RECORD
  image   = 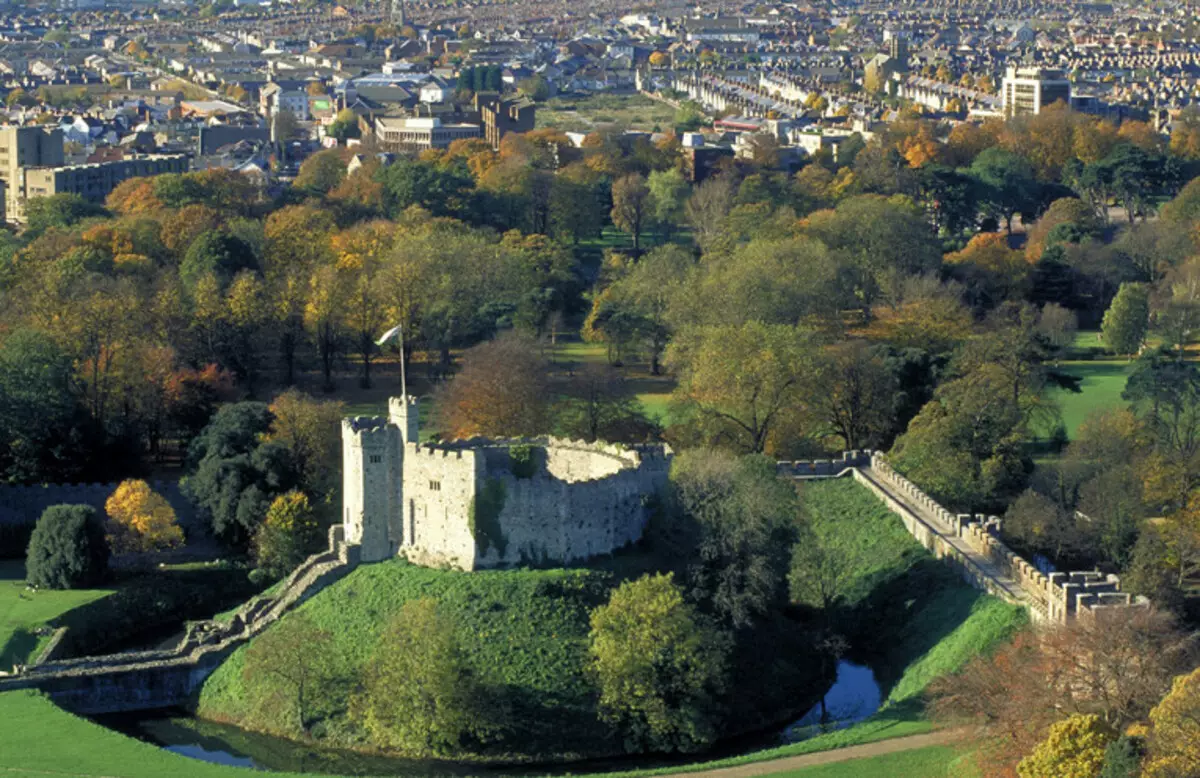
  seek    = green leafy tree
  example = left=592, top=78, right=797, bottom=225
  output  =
left=0, top=329, right=86, bottom=483
left=1102, top=283, right=1150, bottom=356
left=647, top=168, right=690, bottom=241
left=970, top=147, right=1041, bottom=234
left=1099, top=735, right=1146, bottom=778
left=1018, top=714, right=1116, bottom=778
left=23, top=194, right=106, bottom=239
left=668, top=451, right=799, bottom=626
left=295, top=149, right=347, bottom=194
left=589, top=573, right=729, bottom=753
left=242, top=612, right=338, bottom=734
left=353, top=599, right=485, bottom=755
left=180, top=231, right=258, bottom=292
left=26, top=505, right=109, bottom=590
left=183, top=402, right=300, bottom=546
left=611, top=173, right=651, bottom=254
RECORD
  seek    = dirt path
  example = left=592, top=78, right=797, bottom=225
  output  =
left=675, top=730, right=964, bottom=778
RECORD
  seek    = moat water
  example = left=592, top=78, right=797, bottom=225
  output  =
left=99, top=661, right=882, bottom=775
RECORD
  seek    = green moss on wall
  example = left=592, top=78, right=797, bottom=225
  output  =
left=509, top=445, right=536, bottom=479
left=469, top=478, right=508, bottom=557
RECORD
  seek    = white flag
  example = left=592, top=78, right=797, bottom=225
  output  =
left=376, top=324, right=403, bottom=347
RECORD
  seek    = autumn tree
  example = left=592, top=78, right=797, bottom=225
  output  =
left=611, top=173, right=651, bottom=254
left=435, top=332, right=552, bottom=438
left=1143, top=667, right=1200, bottom=778
left=265, top=389, right=344, bottom=500
left=1017, top=714, right=1115, bottom=778
left=252, top=490, right=321, bottom=579
left=589, top=573, right=729, bottom=753
left=333, top=221, right=394, bottom=387
left=809, top=340, right=900, bottom=450
left=558, top=363, right=654, bottom=443
left=666, top=322, right=820, bottom=455
left=294, top=148, right=347, bottom=194
left=104, top=479, right=185, bottom=554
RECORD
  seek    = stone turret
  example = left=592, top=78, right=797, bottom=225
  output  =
left=342, top=414, right=402, bottom=562
left=388, top=394, right=420, bottom=444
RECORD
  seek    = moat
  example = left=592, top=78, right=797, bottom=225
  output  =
left=99, top=660, right=882, bottom=776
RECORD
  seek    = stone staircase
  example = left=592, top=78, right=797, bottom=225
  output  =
left=0, top=527, right=362, bottom=714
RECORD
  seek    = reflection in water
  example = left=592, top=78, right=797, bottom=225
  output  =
left=781, top=661, right=882, bottom=743
left=102, top=660, right=884, bottom=775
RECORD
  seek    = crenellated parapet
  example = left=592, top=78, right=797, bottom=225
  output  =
left=783, top=450, right=1151, bottom=627
left=342, top=397, right=673, bottom=572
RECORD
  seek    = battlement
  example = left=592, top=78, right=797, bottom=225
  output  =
left=777, top=450, right=873, bottom=478
left=343, top=416, right=390, bottom=434
left=343, top=399, right=672, bottom=571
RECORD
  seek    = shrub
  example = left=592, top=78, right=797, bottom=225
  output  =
left=26, top=505, right=109, bottom=589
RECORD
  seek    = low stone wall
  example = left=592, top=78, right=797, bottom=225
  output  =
left=777, top=451, right=872, bottom=479
left=0, top=527, right=360, bottom=714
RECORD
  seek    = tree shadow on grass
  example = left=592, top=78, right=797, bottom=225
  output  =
left=0, top=627, right=39, bottom=669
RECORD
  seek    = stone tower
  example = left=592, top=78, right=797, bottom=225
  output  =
left=341, top=395, right=419, bottom=562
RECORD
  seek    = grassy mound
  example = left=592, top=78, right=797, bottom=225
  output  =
left=199, top=561, right=616, bottom=759
left=0, top=561, right=113, bottom=669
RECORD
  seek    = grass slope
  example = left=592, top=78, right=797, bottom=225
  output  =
left=199, top=562, right=615, bottom=757
left=0, top=561, right=112, bottom=669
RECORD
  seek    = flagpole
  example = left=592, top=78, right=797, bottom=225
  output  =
left=399, top=325, right=407, bottom=401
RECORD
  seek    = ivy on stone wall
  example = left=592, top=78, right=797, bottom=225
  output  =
left=469, top=478, right=508, bottom=558
left=509, top=445, right=537, bottom=479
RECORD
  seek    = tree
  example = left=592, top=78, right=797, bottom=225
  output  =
left=1017, top=714, right=1115, bottom=778
left=802, top=195, right=942, bottom=314
left=294, top=148, right=346, bottom=194
left=1100, top=735, right=1147, bottom=778
left=333, top=221, right=394, bottom=388
left=558, top=363, right=655, bottom=443
left=0, top=329, right=86, bottom=483
left=611, top=173, right=651, bottom=254
left=668, top=451, right=799, bottom=626
left=588, top=573, right=729, bottom=753
left=646, top=168, right=689, bottom=241
left=252, top=490, right=320, bottom=579
left=305, top=80, right=326, bottom=97
left=354, top=599, right=484, bottom=754
left=26, top=505, right=109, bottom=590
left=666, top=322, right=820, bottom=455
left=104, top=479, right=184, bottom=554
left=327, top=109, right=362, bottom=144
left=686, top=177, right=735, bottom=254
left=183, top=402, right=300, bottom=546
left=809, top=341, right=900, bottom=450
left=1102, top=283, right=1150, bottom=356
left=24, top=194, right=105, bottom=238
left=435, top=332, right=552, bottom=439
left=1143, top=667, right=1200, bottom=778
left=971, top=147, right=1041, bottom=234
left=180, top=230, right=258, bottom=292
left=265, top=390, right=344, bottom=500
left=242, top=612, right=337, bottom=734
left=649, top=51, right=668, bottom=67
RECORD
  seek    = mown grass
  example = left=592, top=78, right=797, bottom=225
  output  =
left=1041, top=360, right=1132, bottom=440
left=0, top=561, right=112, bottom=670
left=0, top=690, right=314, bottom=778
left=776, top=745, right=976, bottom=777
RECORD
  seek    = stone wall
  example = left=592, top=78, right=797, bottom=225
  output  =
left=0, top=526, right=360, bottom=714
left=782, top=451, right=1149, bottom=626
left=0, top=480, right=194, bottom=528
left=399, top=439, right=672, bottom=570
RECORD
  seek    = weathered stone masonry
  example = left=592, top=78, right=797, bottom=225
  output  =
left=341, top=395, right=673, bottom=570
left=777, top=450, right=1149, bottom=626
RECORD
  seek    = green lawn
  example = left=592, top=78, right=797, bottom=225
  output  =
left=1046, top=360, right=1133, bottom=439
left=0, top=561, right=112, bottom=670
left=779, top=745, right=975, bottom=777
left=536, top=92, right=679, bottom=133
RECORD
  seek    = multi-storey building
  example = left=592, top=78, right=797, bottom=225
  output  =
left=374, top=116, right=480, bottom=152
left=1002, top=66, right=1071, bottom=116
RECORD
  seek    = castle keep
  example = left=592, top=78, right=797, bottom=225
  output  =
left=341, top=395, right=673, bottom=569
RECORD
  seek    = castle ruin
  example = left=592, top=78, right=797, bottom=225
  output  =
left=341, top=395, right=673, bottom=569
